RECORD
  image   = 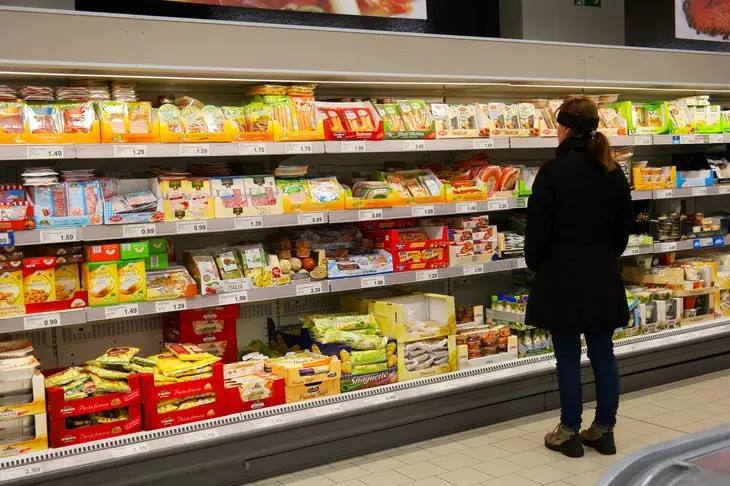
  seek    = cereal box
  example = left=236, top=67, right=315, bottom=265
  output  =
left=0, top=268, right=24, bottom=317
left=118, top=260, right=146, bottom=303
left=23, top=257, right=56, bottom=305
left=55, top=263, right=80, bottom=301
left=82, top=261, right=119, bottom=307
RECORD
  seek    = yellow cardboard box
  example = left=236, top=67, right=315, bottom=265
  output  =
left=369, top=293, right=456, bottom=343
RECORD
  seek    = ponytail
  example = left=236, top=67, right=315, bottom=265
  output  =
left=587, top=131, right=616, bottom=173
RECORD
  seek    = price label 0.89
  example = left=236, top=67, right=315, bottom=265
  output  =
left=177, top=221, right=208, bottom=234
left=122, top=224, right=156, bottom=238
left=26, top=145, right=65, bottom=159
left=113, top=145, right=147, bottom=157
left=179, top=144, right=210, bottom=157
left=358, top=209, right=383, bottom=221
left=24, top=312, right=60, bottom=330
left=40, top=229, right=77, bottom=244
left=155, top=300, right=187, bottom=313
left=297, top=213, right=325, bottom=225
left=105, top=304, right=139, bottom=320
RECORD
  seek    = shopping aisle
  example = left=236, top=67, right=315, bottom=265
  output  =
left=246, top=369, right=730, bottom=486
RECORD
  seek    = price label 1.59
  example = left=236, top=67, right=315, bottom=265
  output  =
left=105, top=304, right=139, bottom=320
left=40, top=229, right=77, bottom=244
left=26, top=145, right=65, bottom=159
left=154, top=300, right=187, bottom=313
left=179, top=144, right=210, bottom=157
left=113, top=145, right=147, bottom=157
left=219, top=291, right=249, bottom=306
left=296, top=283, right=324, bottom=296
left=234, top=217, right=264, bottom=230
left=177, top=221, right=208, bottom=234
left=122, top=224, right=156, bottom=238
left=1, top=464, right=44, bottom=481
left=412, top=206, right=435, bottom=217
left=24, top=312, right=61, bottom=330
left=361, top=276, right=386, bottom=288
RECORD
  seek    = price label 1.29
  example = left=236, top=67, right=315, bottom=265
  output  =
left=113, top=145, right=147, bottom=157
left=105, top=304, right=139, bottom=320
left=416, top=270, right=439, bottom=282
left=1, top=464, right=44, bottom=481
left=24, top=312, right=60, bottom=330
left=235, top=217, right=264, bottom=230
left=177, top=221, right=208, bottom=234
left=179, top=144, right=210, bottom=157
left=26, top=145, right=65, bottom=159
left=219, top=291, right=249, bottom=306
left=40, top=229, right=77, bottom=243
left=122, top=224, right=156, bottom=238
left=154, top=300, right=187, bottom=313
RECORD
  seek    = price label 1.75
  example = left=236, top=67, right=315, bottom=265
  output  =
left=239, top=143, right=267, bottom=155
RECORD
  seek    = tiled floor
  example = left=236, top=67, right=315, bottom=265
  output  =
left=244, top=370, right=730, bottom=486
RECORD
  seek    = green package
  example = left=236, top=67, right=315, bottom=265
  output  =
left=120, top=241, right=149, bottom=260
left=352, top=362, right=388, bottom=375
left=145, top=253, right=169, bottom=270
left=320, top=329, right=388, bottom=351
left=148, top=238, right=168, bottom=254
left=351, top=349, right=387, bottom=366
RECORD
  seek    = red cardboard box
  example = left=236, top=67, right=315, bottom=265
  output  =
left=163, top=306, right=240, bottom=363
left=49, top=405, right=142, bottom=448
left=140, top=362, right=228, bottom=430
left=84, top=244, right=120, bottom=262
left=366, top=226, right=449, bottom=272
left=225, top=374, right=285, bottom=414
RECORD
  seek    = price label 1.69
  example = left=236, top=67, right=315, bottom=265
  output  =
left=24, top=312, right=61, bottom=330
left=105, top=304, right=139, bottom=320
left=234, top=217, right=264, bottom=230
left=219, top=291, right=249, bottom=306
left=40, top=229, right=77, bottom=244
left=177, top=221, right=208, bottom=234
left=154, top=300, right=187, bottom=313
left=179, top=144, right=210, bottom=156
left=122, top=224, right=156, bottom=238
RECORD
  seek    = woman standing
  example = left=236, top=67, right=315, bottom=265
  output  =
left=525, top=97, right=633, bottom=458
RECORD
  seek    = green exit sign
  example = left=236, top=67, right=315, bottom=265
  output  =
left=575, top=0, right=601, bottom=6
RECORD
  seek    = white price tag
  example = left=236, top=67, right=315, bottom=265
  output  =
left=341, top=141, right=367, bottom=153
left=656, top=242, right=678, bottom=253
left=297, top=213, right=325, bottom=225
left=238, top=143, right=267, bottom=155
left=183, top=429, right=219, bottom=444
left=0, top=233, right=11, bottom=246
left=313, top=404, right=344, bottom=417
left=40, top=228, right=77, bottom=243
left=634, top=135, right=652, bottom=146
left=1, top=464, right=44, bottom=481
left=463, top=264, right=484, bottom=276
left=296, top=283, right=324, bottom=296
left=473, top=139, right=495, bottom=149
left=286, top=142, right=313, bottom=154
left=488, top=199, right=510, bottom=211
left=719, top=185, right=730, bottom=195
left=692, top=187, right=708, bottom=197
left=155, top=300, right=187, bottom=313
left=122, top=224, right=156, bottom=238
left=655, top=189, right=674, bottom=199
left=26, top=145, right=65, bottom=159
left=416, top=270, right=439, bottom=282
left=361, top=276, right=386, bottom=288
left=105, top=304, right=139, bottom=319
left=177, top=221, right=208, bottom=234
left=358, top=209, right=383, bottom=221
left=412, top=205, right=435, bottom=217
left=622, top=247, right=641, bottom=257
left=179, top=144, right=210, bottom=156
left=252, top=415, right=286, bottom=429
left=219, top=291, right=249, bottom=306
left=403, top=140, right=427, bottom=151
left=112, top=442, right=149, bottom=458
left=24, top=312, right=60, bottom=330
left=113, top=145, right=147, bottom=157
left=455, top=202, right=478, bottom=213
left=710, top=134, right=725, bottom=144
left=234, top=217, right=264, bottom=230
left=680, top=135, right=696, bottom=144
left=431, top=381, right=457, bottom=392
left=514, top=258, right=527, bottom=269
left=698, top=237, right=714, bottom=248
left=369, top=393, right=398, bottom=405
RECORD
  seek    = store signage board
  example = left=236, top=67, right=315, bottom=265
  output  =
left=676, top=0, right=730, bottom=42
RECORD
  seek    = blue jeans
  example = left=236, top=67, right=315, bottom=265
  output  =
left=551, top=330, right=619, bottom=430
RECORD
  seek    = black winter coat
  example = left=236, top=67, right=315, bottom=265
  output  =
left=524, top=136, right=633, bottom=334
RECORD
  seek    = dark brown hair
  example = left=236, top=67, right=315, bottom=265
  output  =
left=559, top=97, right=616, bottom=173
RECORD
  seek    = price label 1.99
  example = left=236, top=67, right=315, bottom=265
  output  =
left=0, top=231, right=13, bottom=247
left=1, top=464, right=44, bottom=481
left=113, top=145, right=147, bottom=157
left=177, top=221, right=208, bottom=234
left=473, top=139, right=495, bottom=149
left=122, top=224, right=156, bottom=238
left=179, top=144, right=210, bottom=157
left=239, top=143, right=267, bottom=155
left=412, top=206, right=435, bottom=217
left=234, top=217, right=264, bottom=230
left=40, top=229, right=77, bottom=244
left=218, top=291, right=249, bottom=306
left=154, top=300, right=187, bottom=313
left=26, top=145, right=65, bottom=159
left=341, top=141, right=367, bottom=153
left=24, top=312, right=60, bottom=330
left=361, top=276, right=386, bottom=288
left=105, top=304, right=139, bottom=320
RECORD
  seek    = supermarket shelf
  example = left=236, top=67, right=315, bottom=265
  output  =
left=0, top=308, right=86, bottom=334
left=0, top=145, right=77, bottom=161
left=486, top=309, right=526, bottom=325
left=651, top=134, right=728, bottom=146
left=75, top=141, right=325, bottom=159
left=509, top=137, right=558, bottom=149
left=653, top=234, right=729, bottom=254
left=653, top=185, right=730, bottom=199
left=631, top=190, right=653, bottom=201
left=3, top=317, right=729, bottom=486
left=622, top=245, right=655, bottom=257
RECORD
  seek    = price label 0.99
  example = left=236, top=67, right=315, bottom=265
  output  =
left=286, top=142, right=313, bottom=154
left=177, top=221, right=208, bottom=234
left=155, top=300, right=187, bottom=313
left=40, top=228, right=77, bottom=244
left=24, top=312, right=60, bottom=330
left=238, top=143, right=267, bottom=155
left=105, top=304, right=139, bottom=320
left=122, top=224, right=156, bottom=238
left=113, top=145, right=147, bottom=157
left=361, top=276, right=386, bottom=288
left=26, top=145, right=65, bottom=159
left=179, top=144, right=210, bottom=157
left=412, top=205, right=435, bottom=217
left=234, top=217, right=264, bottom=230
left=219, top=291, right=249, bottom=306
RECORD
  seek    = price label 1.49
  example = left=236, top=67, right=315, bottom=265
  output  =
left=154, top=300, right=187, bottom=313
left=179, top=144, right=210, bottom=157
left=26, top=145, right=65, bottom=159
left=24, top=312, right=61, bottom=330
left=177, top=221, right=208, bottom=234
left=219, top=291, right=249, bottom=306
left=122, top=224, right=156, bottom=238
left=105, top=304, right=139, bottom=320
left=40, top=229, right=77, bottom=244
left=113, top=145, right=147, bottom=157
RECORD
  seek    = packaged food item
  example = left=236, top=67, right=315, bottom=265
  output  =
left=96, top=347, right=140, bottom=367
left=55, top=263, right=80, bottom=301
left=165, top=343, right=215, bottom=362
left=86, top=365, right=129, bottom=380
left=45, top=367, right=84, bottom=388
left=185, top=253, right=222, bottom=295
left=84, top=244, right=120, bottom=262
left=23, top=257, right=56, bottom=305
left=145, top=266, right=198, bottom=301
left=117, top=260, right=146, bottom=303
left=398, top=100, right=433, bottom=132
left=83, top=261, right=119, bottom=306
left=214, top=249, right=243, bottom=280
left=0, top=268, right=24, bottom=317
left=89, top=374, right=131, bottom=394
left=120, top=242, right=149, bottom=261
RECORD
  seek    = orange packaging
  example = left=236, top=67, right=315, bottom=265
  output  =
left=84, top=244, right=120, bottom=262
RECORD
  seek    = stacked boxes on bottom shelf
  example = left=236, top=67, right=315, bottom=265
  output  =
left=164, top=306, right=240, bottom=363
left=0, top=340, right=48, bottom=457
left=266, top=352, right=341, bottom=403
left=140, top=362, right=226, bottom=430
left=369, top=294, right=458, bottom=381
left=223, top=361, right=286, bottom=414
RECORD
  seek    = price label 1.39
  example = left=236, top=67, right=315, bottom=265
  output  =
left=113, top=145, right=147, bottom=157
left=416, top=270, right=439, bottom=282
left=235, top=217, right=264, bottom=230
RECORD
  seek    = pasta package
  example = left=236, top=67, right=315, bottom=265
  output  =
left=165, top=343, right=214, bottom=362
left=45, top=367, right=84, bottom=388
left=89, top=374, right=131, bottom=394
left=95, top=347, right=140, bottom=367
